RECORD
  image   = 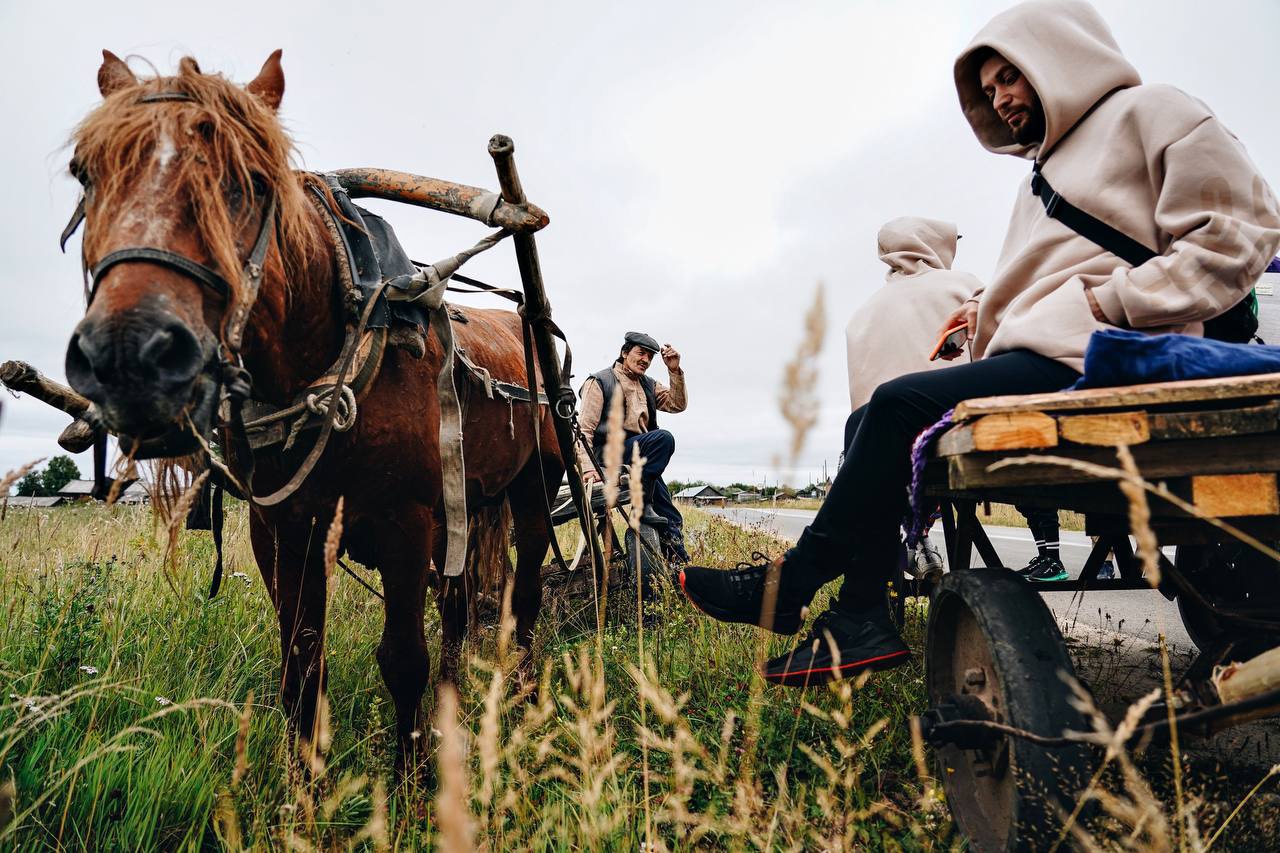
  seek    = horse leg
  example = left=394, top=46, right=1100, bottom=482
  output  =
left=506, top=456, right=560, bottom=671
left=373, top=511, right=434, bottom=779
left=249, top=511, right=330, bottom=747
left=434, top=513, right=471, bottom=686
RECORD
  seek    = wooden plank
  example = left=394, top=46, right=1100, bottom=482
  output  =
left=947, top=433, right=1280, bottom=490
left=953, top=372, right=1280, bottom=420
left=1058, top=411, right=1150, bottom=446
left=1148, top=401, right=1280, bottom=441
left=937, top=412, right=1057, bottom=456
left=1191, top=473, right=1280, bottom=518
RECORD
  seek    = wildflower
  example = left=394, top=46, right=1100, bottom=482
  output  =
left=155, top=696, right=172, bottom=706
left=231, top=571, right=251, bottom=586
left=79, top=665, right=99, bottom=675
left=24, top=699, right=37, bottom=711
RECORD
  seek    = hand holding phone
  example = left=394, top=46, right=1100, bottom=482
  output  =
left=930, top=323, right=969, bottom=361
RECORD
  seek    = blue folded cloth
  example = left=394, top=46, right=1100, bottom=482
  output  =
left=1073, top=328, right=1280, bottom=390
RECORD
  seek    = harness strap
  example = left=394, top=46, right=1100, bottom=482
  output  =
left=91, top=247, right=232, bottom=300
left=207, top=482, right=225, bottom=598
left=254, top=277, right=392, bottom=507
left=423, top=279, right=470, bottom=578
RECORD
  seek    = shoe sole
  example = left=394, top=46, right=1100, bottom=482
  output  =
left=1028, top=571, right=1070, bottom=583
left=679, top=570, right=802, bottom=635
left=761, top=649, right=911, bottom=688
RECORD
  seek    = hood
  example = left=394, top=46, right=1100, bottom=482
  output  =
left=954, top=0, right=1141, bottom=159
left=877, top=216, right=958, bottom=279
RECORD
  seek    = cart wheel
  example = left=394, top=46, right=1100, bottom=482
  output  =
left=1175, top=543, right=1280, bottom=655
left=927, top=570, right=1095, bottom=851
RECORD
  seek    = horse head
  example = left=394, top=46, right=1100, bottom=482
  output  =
left=64, top=49, right=320, bottom=458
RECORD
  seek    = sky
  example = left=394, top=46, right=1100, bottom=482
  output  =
left=2, top=0, right=1279, bottom=490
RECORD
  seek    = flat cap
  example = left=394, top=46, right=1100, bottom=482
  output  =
left=624, top=331, right=661, bottom=354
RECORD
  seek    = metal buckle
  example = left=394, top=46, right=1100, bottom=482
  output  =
left=1045, top=191, right=1062, bottom=217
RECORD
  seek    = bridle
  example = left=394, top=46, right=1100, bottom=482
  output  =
left=62, top=90, right=278, bottom=464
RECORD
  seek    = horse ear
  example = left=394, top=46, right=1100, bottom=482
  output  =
left=246, top=49, right=284, bottom=111
left=97, top=49, right=136, bottom=97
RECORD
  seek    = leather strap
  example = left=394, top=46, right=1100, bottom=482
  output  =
left=91, top=247, right=232, bottom=301
left=422, top=279, right=470, bottom=578
left=253, top=277, right=391, bottom=507
left=1030, top=162, right=1156, bottom=267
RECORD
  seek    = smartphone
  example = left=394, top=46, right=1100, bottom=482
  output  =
left=929, top=324, right=969, bottom=361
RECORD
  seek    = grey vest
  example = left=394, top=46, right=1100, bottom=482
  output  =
left=584, top=366, right=658, bottom=460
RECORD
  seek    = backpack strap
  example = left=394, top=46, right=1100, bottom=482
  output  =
left=1030, top=161, right=1157, bottom=267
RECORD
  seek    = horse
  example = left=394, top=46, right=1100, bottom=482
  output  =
left=62, top=49, right=563, bottom=775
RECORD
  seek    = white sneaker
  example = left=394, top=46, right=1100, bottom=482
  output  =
left=909, top=540, right=945, bottom=581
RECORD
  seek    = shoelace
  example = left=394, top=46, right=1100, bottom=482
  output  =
left=727, top=551, right=774, bottom=590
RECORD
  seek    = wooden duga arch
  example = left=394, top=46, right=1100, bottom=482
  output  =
left=59, top=48, right=568, bottom=775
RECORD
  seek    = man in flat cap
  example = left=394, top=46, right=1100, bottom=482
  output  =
left=578, top=332, right=690, bottom=565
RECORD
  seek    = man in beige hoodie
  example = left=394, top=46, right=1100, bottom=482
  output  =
left=681, top=0, right=1280, bottom=688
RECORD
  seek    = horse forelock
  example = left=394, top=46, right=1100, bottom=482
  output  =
left=70, top=57, right=324, bottom=321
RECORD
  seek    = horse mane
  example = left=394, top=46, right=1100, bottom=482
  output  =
left=70, top=56, right=326, bottom=309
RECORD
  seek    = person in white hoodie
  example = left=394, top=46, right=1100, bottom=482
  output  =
left=681, top=0, right=1280, bottom=688
left=846, top=216, right=980, bottom=579
left=846, top=217, right=980, bottom=411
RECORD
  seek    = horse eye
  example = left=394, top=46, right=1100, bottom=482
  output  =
left=69, top=158, right=89, bottom=185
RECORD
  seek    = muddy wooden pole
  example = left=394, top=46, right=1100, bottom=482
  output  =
left=330, top=168, right=549, bottom=233
left=0, top=360, right=101, bottom=453
left=487, top=134, right=606, bottom=577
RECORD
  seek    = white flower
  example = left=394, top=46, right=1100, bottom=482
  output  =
left=231, top=571, right=251, bottom=586
left=24, top=699, right=37, bottom=711
left=155, top=696, right=172, bottom=706
left=79, top=665, right=99, bottom=675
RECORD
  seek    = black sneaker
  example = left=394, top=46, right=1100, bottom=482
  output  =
left=1027, top=555, right=1069, bottom=582
left=1016, top=553, right=1045, bottom=577
left=761, top=609, right=910, bottom=687
left=679, top=552, right=808, bottom=635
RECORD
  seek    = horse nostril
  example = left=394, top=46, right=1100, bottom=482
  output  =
left=65, top=328, right=106, bottom=399
left=144, top=322, right=203, bottom=386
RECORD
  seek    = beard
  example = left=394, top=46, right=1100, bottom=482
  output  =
left=1010, top=104, right=1046, bottom=145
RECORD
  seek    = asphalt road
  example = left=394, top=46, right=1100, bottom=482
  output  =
left=706, top=506, right=1192, bottom=649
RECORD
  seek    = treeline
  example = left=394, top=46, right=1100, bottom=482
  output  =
left=13, top=455, right=81, bottom=497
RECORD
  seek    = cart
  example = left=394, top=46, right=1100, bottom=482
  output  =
left=917, top=371, right=1280, bottom=850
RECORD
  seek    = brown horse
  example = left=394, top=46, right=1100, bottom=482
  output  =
left=62, top=50, right=562, bottom=774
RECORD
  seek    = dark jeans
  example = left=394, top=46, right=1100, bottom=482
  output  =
left=623, top=429, right=685, bottom=545
left=788, top=350, right=1080, bottom=615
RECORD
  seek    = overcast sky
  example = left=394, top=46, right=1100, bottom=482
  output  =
left=2, top=0, right=1278, bottom=489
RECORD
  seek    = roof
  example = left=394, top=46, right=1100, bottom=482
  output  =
left=5, top=495, right=64, bottom=507
left=674, top=485, right=723, bottom=498
left=56, top=479, right=152, bottom=501
left=57, top=479, right=96, bottom=496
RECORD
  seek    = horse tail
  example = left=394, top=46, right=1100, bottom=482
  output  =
left=465, top=498, right=513, bottom=611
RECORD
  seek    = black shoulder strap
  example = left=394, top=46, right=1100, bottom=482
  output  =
left=1030, top=161, right=1157, bottom=267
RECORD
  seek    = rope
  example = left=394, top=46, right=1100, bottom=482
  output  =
left=904, top=408, right=955, bottom=548
left=337, top=558, right=385, bottom=600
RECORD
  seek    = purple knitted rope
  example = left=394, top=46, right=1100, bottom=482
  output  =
left=903, top=408, right=955, bottom=548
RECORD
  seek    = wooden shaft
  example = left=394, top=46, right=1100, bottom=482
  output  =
left=487, top=134, right=606, bottom=577
left=329, top=168, right=549, bottom=233
left=0, top=360, right=92, bottom=417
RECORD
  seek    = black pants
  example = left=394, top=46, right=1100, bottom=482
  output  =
left=789, top=350, right=1080, bottom=615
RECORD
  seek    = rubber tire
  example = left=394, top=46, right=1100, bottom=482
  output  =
left=927, top=570, right=1096, bottom=852
left=1174, top=543, right=1280, bottom=655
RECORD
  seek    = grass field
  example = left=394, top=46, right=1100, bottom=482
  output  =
left=0, top=501, right=1274, bottom=849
